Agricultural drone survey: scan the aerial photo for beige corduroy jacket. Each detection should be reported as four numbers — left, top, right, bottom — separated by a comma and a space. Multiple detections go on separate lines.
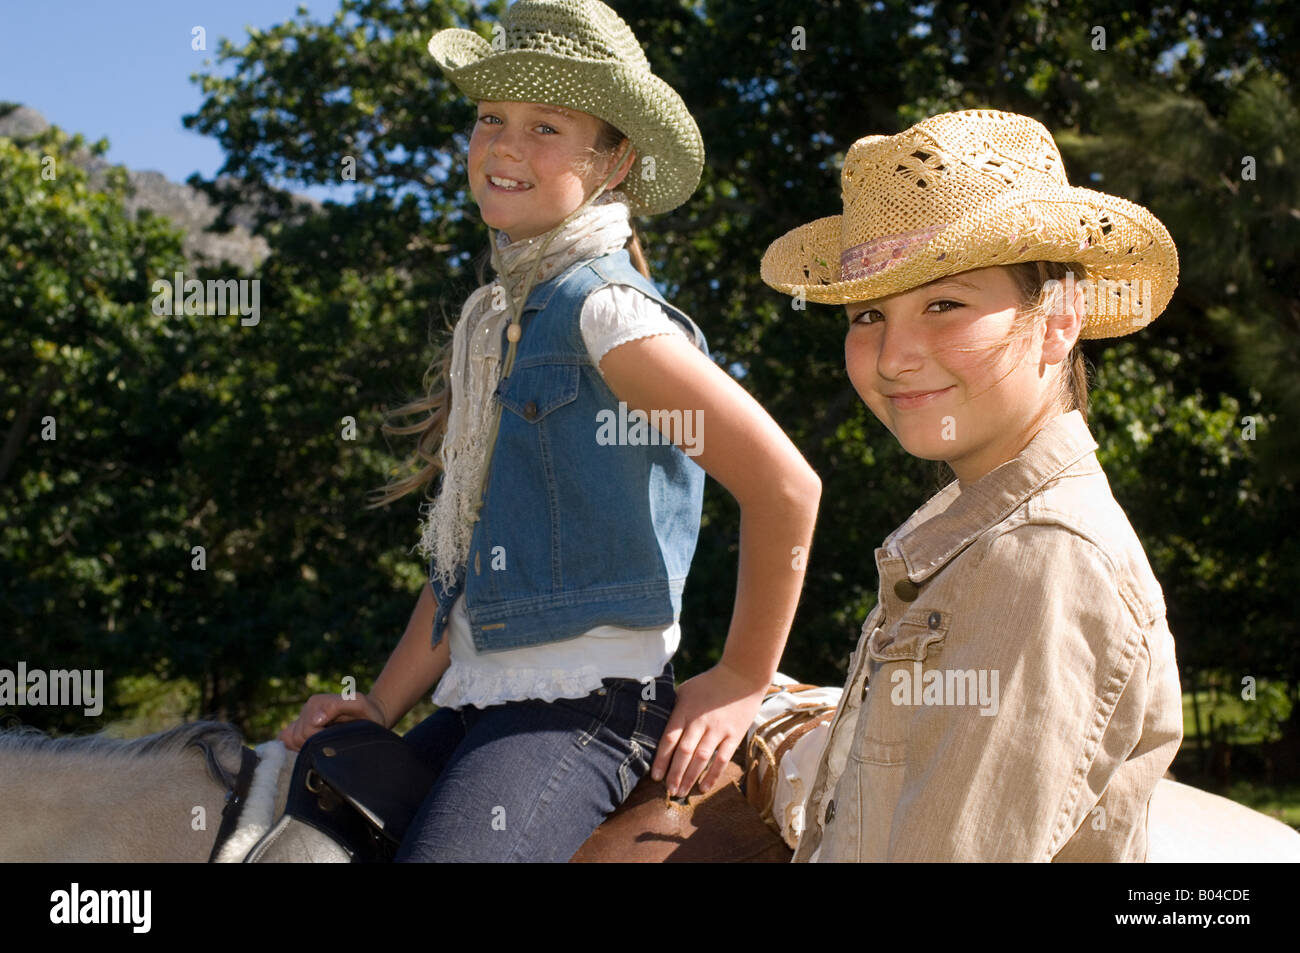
793, 410, 1184, 862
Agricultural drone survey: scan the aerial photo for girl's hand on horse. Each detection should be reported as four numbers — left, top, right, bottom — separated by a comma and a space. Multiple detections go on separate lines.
651, 661, 768, 798
279, 692, 390, 752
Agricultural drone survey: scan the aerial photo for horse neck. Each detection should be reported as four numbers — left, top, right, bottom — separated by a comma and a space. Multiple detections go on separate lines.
0, 747, 229, 862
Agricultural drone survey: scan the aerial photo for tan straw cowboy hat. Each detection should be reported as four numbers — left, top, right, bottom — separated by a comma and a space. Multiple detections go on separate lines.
761, 109, 1179, 338
427, 0, 704, 217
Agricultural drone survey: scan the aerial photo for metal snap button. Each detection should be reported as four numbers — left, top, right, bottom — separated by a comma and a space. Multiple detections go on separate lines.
825, 798, 837, 822
928, 610, 942, 629
523, 400, 538, 420
894, 578, 919, 602
860, 680, 868, 701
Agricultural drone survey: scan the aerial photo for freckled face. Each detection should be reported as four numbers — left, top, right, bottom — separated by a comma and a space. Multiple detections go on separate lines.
467, 100, 627, 241
843, 265, 1060, 484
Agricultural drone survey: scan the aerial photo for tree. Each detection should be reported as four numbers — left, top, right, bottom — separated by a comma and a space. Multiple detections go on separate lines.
1, 120, 189, 732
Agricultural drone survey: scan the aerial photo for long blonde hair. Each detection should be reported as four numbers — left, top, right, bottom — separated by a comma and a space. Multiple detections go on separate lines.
366, 118, 648, 511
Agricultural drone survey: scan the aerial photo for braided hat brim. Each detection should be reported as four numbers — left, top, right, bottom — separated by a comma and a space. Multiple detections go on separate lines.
760, 185, 1179, 339
429, 30, 703, 217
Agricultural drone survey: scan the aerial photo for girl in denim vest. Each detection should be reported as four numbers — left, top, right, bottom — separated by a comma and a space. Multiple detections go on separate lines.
761, 110, 1184, 861
279, 0, 820, 862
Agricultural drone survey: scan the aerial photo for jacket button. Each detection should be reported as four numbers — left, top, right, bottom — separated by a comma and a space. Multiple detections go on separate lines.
523, 400, 538, 420
894, 578, 920, 602
860, 680, 869, 701
825, 799, 836, 822
928, 611, 942, 629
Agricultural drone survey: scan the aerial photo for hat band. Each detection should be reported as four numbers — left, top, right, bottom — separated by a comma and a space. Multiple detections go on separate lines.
840, 224, 946, 282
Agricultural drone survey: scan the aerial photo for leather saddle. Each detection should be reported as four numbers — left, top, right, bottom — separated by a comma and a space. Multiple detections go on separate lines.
245, 720, 435, 863
570, 758, 792, 862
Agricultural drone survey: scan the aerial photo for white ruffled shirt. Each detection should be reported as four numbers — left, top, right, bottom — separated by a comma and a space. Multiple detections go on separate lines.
431, 283, 691, 710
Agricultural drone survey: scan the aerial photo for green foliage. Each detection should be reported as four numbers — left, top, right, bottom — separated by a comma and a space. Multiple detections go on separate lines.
1, 126, 190, 732
4, 0, 1297, 755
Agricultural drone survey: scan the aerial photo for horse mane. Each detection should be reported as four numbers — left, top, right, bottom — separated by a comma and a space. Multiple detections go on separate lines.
0, 720, 245, 768
0, 720, 256, 862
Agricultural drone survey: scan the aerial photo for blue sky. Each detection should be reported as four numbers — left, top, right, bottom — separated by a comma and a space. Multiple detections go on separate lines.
0, 0, 364, 202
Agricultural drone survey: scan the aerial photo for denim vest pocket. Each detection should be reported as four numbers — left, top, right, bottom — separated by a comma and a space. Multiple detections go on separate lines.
868, 606, 950, 662
497, 361, 580, 422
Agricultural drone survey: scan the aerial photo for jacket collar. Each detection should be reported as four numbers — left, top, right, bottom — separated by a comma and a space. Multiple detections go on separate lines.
520, 249, 628, 317
887, 411, 1099, 582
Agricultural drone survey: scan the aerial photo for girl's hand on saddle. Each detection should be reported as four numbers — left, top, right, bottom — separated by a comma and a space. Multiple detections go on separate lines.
651, 661, 768, 798
279, 692, 390, 752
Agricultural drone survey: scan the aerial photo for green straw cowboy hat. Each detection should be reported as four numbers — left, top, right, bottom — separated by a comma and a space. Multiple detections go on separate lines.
427, 0, 704, 217
760, 109, 1179, 338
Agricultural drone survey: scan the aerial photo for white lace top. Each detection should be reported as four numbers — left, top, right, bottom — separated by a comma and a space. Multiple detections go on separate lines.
430, 283, 691, 709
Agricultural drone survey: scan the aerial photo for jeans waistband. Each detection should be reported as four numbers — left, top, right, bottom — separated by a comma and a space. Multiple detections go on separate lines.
598, 660, 674, 690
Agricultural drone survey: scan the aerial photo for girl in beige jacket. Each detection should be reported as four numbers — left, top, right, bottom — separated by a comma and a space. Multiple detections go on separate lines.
760, 109, 1184, 861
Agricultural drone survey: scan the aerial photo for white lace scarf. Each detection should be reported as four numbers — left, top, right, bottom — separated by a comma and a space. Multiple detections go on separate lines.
415, 192, 633, 590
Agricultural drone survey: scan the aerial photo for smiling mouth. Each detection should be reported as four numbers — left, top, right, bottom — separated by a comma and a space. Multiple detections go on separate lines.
886, 386, 954, 407
487, 174, 532, 191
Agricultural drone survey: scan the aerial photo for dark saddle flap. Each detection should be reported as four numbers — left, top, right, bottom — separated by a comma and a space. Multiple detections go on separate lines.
303, 719, 437, 844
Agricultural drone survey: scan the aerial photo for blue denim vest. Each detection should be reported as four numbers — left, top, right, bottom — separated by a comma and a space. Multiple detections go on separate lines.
428, 249, 709, 652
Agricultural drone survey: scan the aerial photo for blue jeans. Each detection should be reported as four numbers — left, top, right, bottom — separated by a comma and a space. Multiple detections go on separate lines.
393, 662, 676, 862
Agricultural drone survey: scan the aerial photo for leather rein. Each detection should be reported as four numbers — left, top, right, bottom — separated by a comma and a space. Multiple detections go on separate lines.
190, 738, 260, 862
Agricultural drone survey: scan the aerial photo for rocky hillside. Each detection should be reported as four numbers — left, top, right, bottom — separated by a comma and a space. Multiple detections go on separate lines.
0, 103, 321, 273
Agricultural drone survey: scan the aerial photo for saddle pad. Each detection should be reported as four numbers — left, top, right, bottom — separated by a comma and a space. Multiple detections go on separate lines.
745, 673, 842, 848
244, 813, 353, 863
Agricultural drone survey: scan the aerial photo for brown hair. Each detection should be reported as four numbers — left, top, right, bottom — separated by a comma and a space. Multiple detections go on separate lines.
366, 115, 648, 510
1003, 260, 1090, 425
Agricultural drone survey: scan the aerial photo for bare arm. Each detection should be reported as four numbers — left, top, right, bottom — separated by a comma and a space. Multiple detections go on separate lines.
368, 581, 451, 729
597, 331, 821, 796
